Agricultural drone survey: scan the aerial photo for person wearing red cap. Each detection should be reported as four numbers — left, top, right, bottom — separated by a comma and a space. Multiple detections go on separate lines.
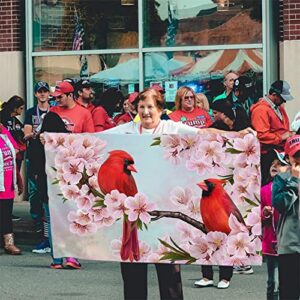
114, 92, 138, 125
50, 81, 94, 133
169, 86, 213, 128
272, 135, 300, 300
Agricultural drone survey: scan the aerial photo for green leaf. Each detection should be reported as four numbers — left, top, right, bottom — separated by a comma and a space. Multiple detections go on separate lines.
150, 140, 161, 147
137, 219, 143, 230
51, 166, 57, 172
158, 239, 182, 254
52, 179, 59, 185
143, 223, 148, 231
243, 196, 259, 207
62, 197, 68, 203
90, 187, 105, 199
93, 200, 105, 207
225, 148, 243, 154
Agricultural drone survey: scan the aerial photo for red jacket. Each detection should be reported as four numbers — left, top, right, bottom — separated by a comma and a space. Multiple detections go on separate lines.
250, 98, 290, 153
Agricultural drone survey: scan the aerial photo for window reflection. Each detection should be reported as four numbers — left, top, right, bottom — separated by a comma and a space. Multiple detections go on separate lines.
34, 53, 139, 96
33, 0, 138, 51
144, 49, 263, 104
144, 0, 262, 47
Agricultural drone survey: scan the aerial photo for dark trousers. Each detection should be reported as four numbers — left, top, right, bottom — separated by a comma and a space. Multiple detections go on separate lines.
121, 263, 183, 300
0, 199, 13, 235
278, 253, 300, 300
202, 265, 233, 281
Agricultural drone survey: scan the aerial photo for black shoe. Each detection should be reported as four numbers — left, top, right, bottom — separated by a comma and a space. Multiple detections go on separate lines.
12, 215, 22, 222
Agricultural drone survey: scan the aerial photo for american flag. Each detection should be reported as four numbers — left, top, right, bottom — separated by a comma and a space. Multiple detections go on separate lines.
166, 1, 178, 59
72, 8, 88, 77
72, 8, 84, 50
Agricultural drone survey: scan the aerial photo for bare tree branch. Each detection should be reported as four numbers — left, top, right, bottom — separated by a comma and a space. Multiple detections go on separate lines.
149, 210, 208, 234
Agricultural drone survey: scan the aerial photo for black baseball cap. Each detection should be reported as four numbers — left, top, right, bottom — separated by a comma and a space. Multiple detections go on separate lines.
34, 81, 50, 93
270, 80, 294, 102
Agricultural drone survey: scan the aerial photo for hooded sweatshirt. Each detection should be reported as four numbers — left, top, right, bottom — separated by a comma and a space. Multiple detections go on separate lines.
272, 171, 300, 255
250, 97, 290, 154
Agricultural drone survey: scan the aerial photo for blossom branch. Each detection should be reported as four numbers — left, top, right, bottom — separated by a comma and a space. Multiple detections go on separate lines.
149, 210, 208, 234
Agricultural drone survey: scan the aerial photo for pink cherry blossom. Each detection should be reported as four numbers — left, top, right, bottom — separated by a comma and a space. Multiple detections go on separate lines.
146, 253, 161, 263
206, 231, 228, 251
233, 134, 260, 165
104, 190, 127, 208
228, 214, 248, 235
125, 193, 155, 224
186, 198, 201, 221
67, 210, 93, 225
163, 149, 182, 165
111, 239, 122, 257
89, 206, 115, 227
160, 135, 183, 153
76, 194, 94, 211
139, 241, 151, 262
62, 159, 84, 185
246, 206, 261, 236
180, 135, 202, 159
223, 255, 251, 267
88, 176, 99, 190
176, 221, 203, 241
61, 184, 82, 201
69, 222, 97, 236
195, 140, 224, 165
189, 235, 212, 259
185, 153, 211, 176
86, 162, 101, 177
169, 187, 193, 207
227, 232, 255, 257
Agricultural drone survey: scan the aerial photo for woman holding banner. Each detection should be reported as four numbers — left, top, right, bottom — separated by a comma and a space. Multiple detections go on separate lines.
105, 88, 254, 299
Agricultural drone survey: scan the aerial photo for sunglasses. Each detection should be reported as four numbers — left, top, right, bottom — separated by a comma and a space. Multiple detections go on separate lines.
184, 95, 195, 100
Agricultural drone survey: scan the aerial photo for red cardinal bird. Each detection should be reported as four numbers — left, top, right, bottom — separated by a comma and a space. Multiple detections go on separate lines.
197, 178, 245, 234
98, 150, 140, 262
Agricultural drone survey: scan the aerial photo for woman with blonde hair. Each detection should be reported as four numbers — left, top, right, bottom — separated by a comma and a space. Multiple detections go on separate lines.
196, 93, 210, 112
169, 86, 212, 128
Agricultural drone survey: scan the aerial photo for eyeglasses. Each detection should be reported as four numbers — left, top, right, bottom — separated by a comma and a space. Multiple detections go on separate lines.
184, 95, 195, 100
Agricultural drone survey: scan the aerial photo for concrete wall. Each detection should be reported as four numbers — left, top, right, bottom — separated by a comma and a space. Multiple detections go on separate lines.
279, 40, 300, 125
0, 51, 25, 103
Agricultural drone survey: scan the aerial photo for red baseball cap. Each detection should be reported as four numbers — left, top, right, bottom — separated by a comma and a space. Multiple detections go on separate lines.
151, 83, 165, 94
128, 92, 139, 103
51, 82, 74, 97
284, 135, 300, 156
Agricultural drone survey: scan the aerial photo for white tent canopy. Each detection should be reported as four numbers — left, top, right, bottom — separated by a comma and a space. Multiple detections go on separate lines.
156, 0, 217, 21
90, 53, 189, 84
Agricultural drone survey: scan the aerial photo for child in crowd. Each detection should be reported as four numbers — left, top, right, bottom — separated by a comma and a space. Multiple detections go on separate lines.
261, 150, 289, 300
0, 121, 22, 255
272, 135, 300, 300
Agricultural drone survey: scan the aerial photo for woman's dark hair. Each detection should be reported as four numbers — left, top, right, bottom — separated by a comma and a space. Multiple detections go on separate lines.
1, 95, 25, 121
41, 112, 70, 133
94, 87, 125, 117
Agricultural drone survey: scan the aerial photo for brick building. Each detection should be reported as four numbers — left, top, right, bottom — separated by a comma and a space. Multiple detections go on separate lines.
0, 0, 298, 120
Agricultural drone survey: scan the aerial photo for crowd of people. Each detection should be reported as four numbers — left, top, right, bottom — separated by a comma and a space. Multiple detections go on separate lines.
0, 73, 299, 300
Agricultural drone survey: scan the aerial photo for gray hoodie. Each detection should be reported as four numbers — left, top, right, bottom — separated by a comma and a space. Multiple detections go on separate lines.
272, 171, 300, 255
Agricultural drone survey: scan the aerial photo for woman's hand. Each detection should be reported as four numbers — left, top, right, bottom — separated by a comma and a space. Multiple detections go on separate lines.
239, 127, 257, 137
40, 133, 46, 145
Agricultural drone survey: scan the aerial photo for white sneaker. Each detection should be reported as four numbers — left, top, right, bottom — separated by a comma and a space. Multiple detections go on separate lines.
233, 265, 254, 274
194, 278, 214, 287
217, 280, 230, 289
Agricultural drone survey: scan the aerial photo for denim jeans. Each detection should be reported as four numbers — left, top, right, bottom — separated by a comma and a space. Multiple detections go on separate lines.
265, 255, 279, 299
26, 159, 43, 227
43, 203, 63, 265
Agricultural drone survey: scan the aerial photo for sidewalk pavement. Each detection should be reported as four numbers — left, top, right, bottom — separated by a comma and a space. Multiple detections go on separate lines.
13, 201, 39, 245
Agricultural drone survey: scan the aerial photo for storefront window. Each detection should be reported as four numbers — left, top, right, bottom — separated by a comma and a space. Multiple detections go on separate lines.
143, 0, 262, 47
144, 49, 263, 103
33, 0, 138, 52
34, 53, 139, 95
